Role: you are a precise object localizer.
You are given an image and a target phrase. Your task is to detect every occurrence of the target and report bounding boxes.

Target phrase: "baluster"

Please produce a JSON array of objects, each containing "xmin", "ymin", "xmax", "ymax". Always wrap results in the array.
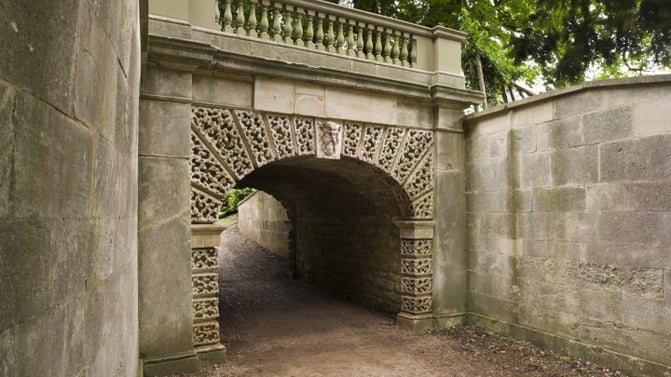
[
  {"xmin": 260, "ymin": 1, "xmax": 270, "ymax": 40},
  {"xmin": 335, "ymin": 18, "xmax": 345, "ymax": 54},
  {"xmin": 365, "ymin": 25, "xmax": 374, "ymax": 60},
  {"xmin": 409, "ymin": 38, "xmax": 417, "ymax": 68},
  {"xmin": 214, "ymin": 0, "xmax": 221, "ymax": 27},
  {"xmin": 272, "ymin": 4, "xmax": 282, "ymax": 42},
  {"xmin": 356, "ymin": 21, "xmax": 365, "ymax": 58},
  {"xmin": 248, "ymin": 1, "xmax": 258, "ymax": 37},
  {"xmin": 326, "ymin": 15, "xmax": 335, "ymax": 53},
  {"xmin": 374, "ymin": 26, "xmax": 383, "ymax": 62},
  {"xmin": 383, "ymin": 29, "xmax": 392, "ymax": 63},
  {"xmin": 283, "ymin": 6, "xmax": 294, "ymax": 44},
  {"xmin": 400, "ymin": 34, "xmax": 409, "ymax": 67},
  {"xmin": 346, "ymin": 21, "xmax": 355, "ymax": 56},
  {"xmin": 223, "ymin": 0, "xmax": 233, "ymax": 33},
  {"xmin": 315, "ymin": 14, "xmax": 325, "ymax": 50},
  {"xmin": 294, "ymin": 8, "xmax": 304, "ymax": 46},
  {"xmin": 391, "ymin": 31, "xmax": 400, "ymax": 65},
  {"xmin": 306, "ymin": 10, "xmax": 316, "ymax": 49},
  {"xmin": 236, "ymin": 0, "xmax": 245, "ymax": 35}
]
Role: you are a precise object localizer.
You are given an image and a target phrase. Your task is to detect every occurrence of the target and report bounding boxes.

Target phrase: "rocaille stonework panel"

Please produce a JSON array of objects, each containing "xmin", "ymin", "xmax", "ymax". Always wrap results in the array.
[
  {"xmin": 401, "ymin": 296, "xmax": 433, "ymax": 314},
  {"xmin": 266, "ymin": 114, "xmax": 296, "ymax": 159},
  {"xmin": 191, "ymin": 187, "xmax": 221, "ymax": 224},
  {"xmin": 377, "ymin": 127, "xmax": 407, "ymax": 172},
  {"xmin": 404, "ymin": 151, "xmax": 434, "ymax": 200},
  {"xmin": 193, "ymin": 298, "xmax": 219, "ymax": 322},
  {"xmin": 401, "ymin": 258, "xmax": 433, "ymax": 276},
  {"xmin": 234, "ymin": 110, "xmax": 276, "ymax": 167},
  {"xmin": 191, "ymin": 107, "xmax": 253, "ymax": 179},
  {"xmin": 192, "ymin": 273, "xmax": 219, "ymax": 297},
  {"xmin": 294, "ymin": 117, "xmax": 316, "ymax": 155},
  {"xmin": 401, "ymin": 239, "xmax": 433, "ymax": 256},
  {"xmin": 360, "ymin": 125, "xmax": 385, "ymax": 163},
  {"xmin": 190, "ymin": 105, "xmax": 435, "ymax": 222},
  {"xmin": 343, "ymin": 122, "xmax": 363, "ymax": 157},
  {"xmin": 401, "ymin": 277, "xmax": 433, "ymax": 294},
  {"xmin": 193, "ymin": 321, "xmax": 220, "ymax": 347},
  {"xmin": 409, "ymin": 192, "xmax": 433, "ymax": 219},
  {"xmin": 192, "ymin": 247, "xmax": 218, "ymax": 271},
  {"xmin": 393, "ymin": 129, "xmax": 433, "ymax": 184}
]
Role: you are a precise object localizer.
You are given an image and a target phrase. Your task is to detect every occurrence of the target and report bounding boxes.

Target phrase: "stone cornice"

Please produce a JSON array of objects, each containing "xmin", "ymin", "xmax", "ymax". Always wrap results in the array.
[{"xmin": 147, "ymin": 20, "xmax": 481, "ymax": 106}]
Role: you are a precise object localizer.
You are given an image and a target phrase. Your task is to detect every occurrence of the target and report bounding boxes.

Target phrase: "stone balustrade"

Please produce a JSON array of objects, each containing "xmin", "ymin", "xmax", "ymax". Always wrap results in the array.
[
  {"xmin": 149, "ymin": 0, "xmax": 466, "ymax": 75},
  {"xmin": 219, "ymin": 0, "xmax": 419, "ymax": 67}
]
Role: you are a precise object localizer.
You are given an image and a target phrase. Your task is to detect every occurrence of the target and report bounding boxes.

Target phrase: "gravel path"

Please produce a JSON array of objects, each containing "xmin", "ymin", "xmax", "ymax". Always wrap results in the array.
[{"xmin": 169, "ymin": 226, "xmax": 626, "ymax": 377}]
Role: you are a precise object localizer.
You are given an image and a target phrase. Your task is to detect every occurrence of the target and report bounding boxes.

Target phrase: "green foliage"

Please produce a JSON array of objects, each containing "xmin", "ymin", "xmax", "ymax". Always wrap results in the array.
[
  {"xmin": 332, "ymin": 0, "xmax": 671, "ymax": 104},
  {"xmin": 511, "ymin": 0, "xmax": 671, "ymax": 88},
  {"xmin": 220, "ymin": 188, "xmax": 255, "ymax": 217}
]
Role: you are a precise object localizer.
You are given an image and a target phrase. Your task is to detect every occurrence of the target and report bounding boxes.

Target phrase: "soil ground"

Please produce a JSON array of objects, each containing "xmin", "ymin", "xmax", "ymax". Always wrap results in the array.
[{"xmin": 170, "ymin": 226, "xmax": 627, "ymax": 377}]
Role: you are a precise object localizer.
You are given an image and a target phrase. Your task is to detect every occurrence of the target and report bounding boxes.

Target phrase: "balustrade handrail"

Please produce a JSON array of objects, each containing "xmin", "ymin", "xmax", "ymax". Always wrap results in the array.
[
  {"xmin": 212, "ymin": 0, "xmax": 466, "ymax": 69},
  {"xmin": 149, "ymin": 0, "xmax": 467, "ymax": 74},
  {"xmin": 274, "ymin": 0, "xmax": 462, "ymax": 40}
]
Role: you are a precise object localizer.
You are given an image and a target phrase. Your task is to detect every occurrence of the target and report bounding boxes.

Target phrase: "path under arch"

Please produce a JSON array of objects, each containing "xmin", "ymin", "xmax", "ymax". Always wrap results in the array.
[{"xmin": 171, "ymin": 227, "xmax": 627, "ymax": 377}]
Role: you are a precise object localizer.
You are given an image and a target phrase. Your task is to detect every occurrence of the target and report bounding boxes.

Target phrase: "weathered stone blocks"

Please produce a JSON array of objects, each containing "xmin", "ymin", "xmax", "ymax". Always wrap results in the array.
[
  {"xmin": 532, "ymin": 187, "xmax": 585, "ymax": 213},
  {"xmin": 600, "ymin": 135, "xmax": 671, "ymax": 182},
  {"xmin": 139, "ymin": 100, "xmax": 192, "ymax": 158},
  {"xmin": 0, "ymin": 81, "xmax": 14, "ymax": 217},
  {"xmin": 464, "ymin": 78, "xmax": 671, "ymax": 373},
  {"xmin": 12, "ymin": 93, "xmax": 94, "ymax": 219},
  {"xmin": 0, "ymin": 0, "xmax": 81, "ymax": 114},
  {"xmin": 582, "ymin": 106, "xmax": 632, "ymax": 144},
  {"xmin": 587, "ymin": 182, "xmax": 671, "ymax": 212},
  {"xmin": 551, "ymin": 146, "xmax": 598, "ymax": 186}
]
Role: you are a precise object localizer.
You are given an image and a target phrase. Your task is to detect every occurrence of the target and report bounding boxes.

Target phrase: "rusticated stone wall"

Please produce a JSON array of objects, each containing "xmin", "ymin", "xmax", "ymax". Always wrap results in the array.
[
  {"xmin": 0, "ymin": 1, "xmax": 141, "ymax": 377},
  {"xmin": 463, "ymin": 76, "xmax": 671, "ymax": 376}
]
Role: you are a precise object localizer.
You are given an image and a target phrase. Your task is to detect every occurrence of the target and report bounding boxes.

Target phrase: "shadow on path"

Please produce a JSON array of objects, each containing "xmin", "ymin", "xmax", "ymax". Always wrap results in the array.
[{"xmin": 171, "ymin": 227, "xmax": 628, "ymax": 377}]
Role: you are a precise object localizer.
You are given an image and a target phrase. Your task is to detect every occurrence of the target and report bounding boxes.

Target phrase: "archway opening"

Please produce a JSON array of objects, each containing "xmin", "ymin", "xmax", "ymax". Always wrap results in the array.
[{"xmin": 228, "ymin": 155, "xmax": 409, "ymax": 314}]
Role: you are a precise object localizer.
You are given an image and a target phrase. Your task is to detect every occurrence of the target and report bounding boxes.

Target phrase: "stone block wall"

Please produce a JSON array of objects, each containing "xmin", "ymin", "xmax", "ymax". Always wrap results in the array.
[
  {"xmin": 463, "ymin": 77, "xmax": 671, "ymax": 375},
  {"xmin": 238, "ymin": 191, "xmax": 291, "ymax": 258},
  {"xmin": 296, "ymin": 216, "xmax": 402, "ymax": 314},
  {"xmin": 0, "ymin": 1, "xmax": 141, "ymax": 377}
]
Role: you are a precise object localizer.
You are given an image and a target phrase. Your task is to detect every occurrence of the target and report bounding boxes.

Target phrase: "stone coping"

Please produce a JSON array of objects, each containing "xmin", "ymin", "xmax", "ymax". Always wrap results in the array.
[
  {"xmin": 191, "ymin": 224, "xmax": 227, "ymax": 235},
  {"xmin": 464, "ymin": 74, "xmax": 671, "ymax": 122}
]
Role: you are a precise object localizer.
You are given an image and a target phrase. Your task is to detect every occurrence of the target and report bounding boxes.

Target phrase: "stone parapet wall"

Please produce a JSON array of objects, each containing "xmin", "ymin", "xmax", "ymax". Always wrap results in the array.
[
  {"xmin": 238, "ymin": 191, "xmax": 291, "ymax": 258},
  {"xmin": 463, "ymin": 76, "xmax": 671, "ymax": 376}
]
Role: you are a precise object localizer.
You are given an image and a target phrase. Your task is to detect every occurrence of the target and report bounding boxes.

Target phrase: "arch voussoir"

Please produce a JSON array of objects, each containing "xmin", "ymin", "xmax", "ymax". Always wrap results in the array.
[{"xmin": 189, "ymin": 104, "xmax": 438, "ymax": 329}]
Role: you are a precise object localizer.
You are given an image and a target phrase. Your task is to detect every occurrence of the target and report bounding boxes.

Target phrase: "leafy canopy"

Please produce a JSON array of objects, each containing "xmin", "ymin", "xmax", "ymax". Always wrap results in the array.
[{"xmin": 333, "ymin": 0, "xmax": 671, "ymax": 104}]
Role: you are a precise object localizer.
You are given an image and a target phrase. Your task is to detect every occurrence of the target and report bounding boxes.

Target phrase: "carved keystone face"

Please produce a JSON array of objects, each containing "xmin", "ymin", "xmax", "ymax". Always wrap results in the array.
[{"xmin": 316, "ymin": 120, "xmax": 342, "ymax": 159}]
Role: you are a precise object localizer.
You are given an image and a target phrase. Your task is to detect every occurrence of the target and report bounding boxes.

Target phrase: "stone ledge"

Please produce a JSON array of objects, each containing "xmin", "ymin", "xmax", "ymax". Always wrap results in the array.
[
  {"xmin": 467, "ymin": 313, "xmax": 671, "ymax": 377},
  {"xmin": 195, "ymin": 343, "xmax": 227, "ymax": 368},
  {"xmin": 393, "ymin": 219, "xmax": 436, "ymax": 239},
  {"xmin": 142, "ymin": 351, "xmax": 198, "ymax": 377}
]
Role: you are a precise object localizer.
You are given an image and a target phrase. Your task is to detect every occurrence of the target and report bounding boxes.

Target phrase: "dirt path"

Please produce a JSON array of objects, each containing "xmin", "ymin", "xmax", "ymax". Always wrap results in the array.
[{"xmin": 170, "ymin": 227, "xmax": 626, "ymax": 377}]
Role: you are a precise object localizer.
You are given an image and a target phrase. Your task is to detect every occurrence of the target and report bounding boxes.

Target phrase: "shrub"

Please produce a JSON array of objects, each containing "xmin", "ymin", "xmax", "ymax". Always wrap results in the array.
[{"xmin": 220, "ymin": 187, "xmax": 255, "ymax": 217}]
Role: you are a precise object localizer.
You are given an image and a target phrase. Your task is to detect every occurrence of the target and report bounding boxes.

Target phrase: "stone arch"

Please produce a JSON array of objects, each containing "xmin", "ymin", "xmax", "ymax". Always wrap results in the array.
[
  {"xmin": 189, "ymin": 105, "xmax": 437, "ymax": 339},
  {"xmin": 189, "ymin": 105, "xmax": 435, "ymax": 223}
]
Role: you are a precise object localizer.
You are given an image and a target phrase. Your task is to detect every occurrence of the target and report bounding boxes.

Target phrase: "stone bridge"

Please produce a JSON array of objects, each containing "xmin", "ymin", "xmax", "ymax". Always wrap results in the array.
[
  {"xmin": 139, "ymin": 0, "xmax": 480, "ymax": 373},
  {"xmin": 2, "ymin": 1, "xmax": 670, "ymax": 377}
]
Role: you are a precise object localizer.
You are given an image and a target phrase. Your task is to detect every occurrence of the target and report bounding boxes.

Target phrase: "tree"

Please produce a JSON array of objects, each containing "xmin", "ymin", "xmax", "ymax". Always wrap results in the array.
[
  {"xmin": 334, "ymin": 0, "xmax": 671, "ymax": 105},
  {"xmin": 511, "ymin": 0, "xmax": 671, "ymax": 87}
]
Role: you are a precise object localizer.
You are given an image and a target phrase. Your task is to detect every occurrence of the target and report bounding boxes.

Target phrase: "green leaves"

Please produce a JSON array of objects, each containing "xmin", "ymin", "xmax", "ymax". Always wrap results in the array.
[
  {"xmin": 337, "ymin": 0, "xmax": 670, "ymax": 104},
  {"xmin": 220, "ymin": 188, "xmax": 255, "ymax": 218}
]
